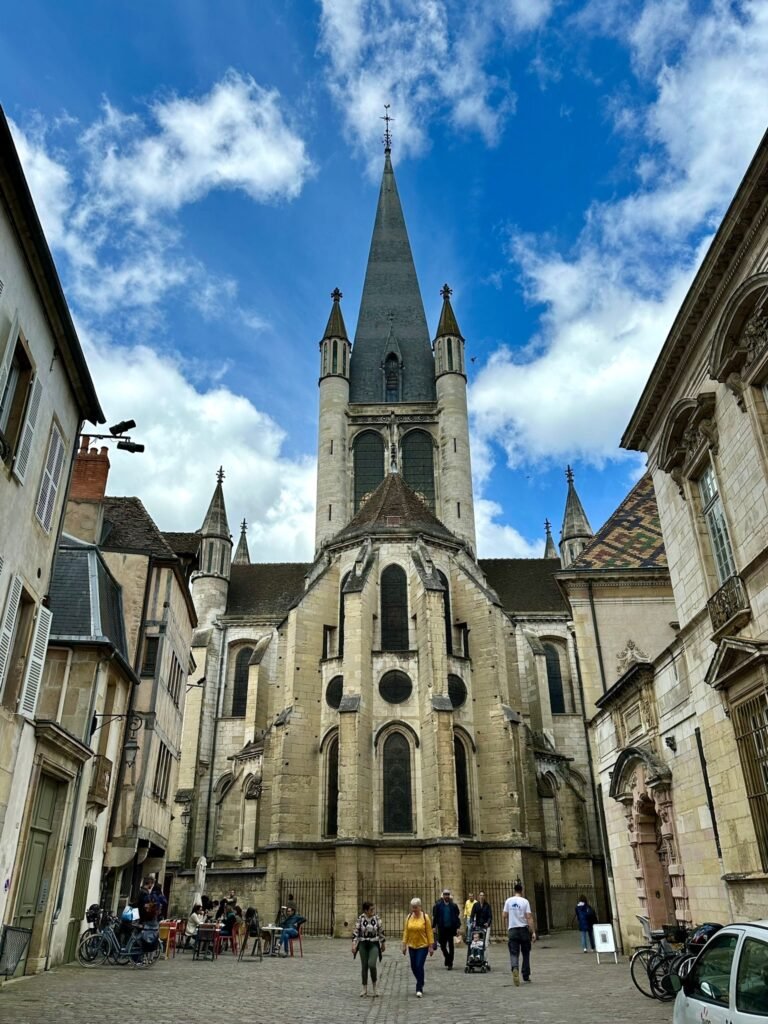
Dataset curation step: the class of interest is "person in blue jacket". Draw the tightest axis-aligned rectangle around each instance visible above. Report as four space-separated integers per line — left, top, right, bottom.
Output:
575 896 597 951
432 889 461 969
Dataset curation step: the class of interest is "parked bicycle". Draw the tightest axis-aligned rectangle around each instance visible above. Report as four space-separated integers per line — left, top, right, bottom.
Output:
630 920 722 1000
77 912 159 969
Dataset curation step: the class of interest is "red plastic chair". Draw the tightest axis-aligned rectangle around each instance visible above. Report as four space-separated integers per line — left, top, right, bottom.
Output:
288 924 303 958
215 926 240 957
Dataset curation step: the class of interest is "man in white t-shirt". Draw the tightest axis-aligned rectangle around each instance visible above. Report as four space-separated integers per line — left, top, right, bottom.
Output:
502 882 536 986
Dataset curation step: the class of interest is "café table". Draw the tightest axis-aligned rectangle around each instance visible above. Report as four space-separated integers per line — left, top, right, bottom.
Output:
261 925 283 956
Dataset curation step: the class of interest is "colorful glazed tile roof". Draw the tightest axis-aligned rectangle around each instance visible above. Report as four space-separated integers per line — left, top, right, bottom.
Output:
566 473 667 571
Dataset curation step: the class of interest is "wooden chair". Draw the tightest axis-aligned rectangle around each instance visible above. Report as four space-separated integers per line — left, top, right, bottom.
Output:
158 920 177 959
288 923 303 958
193 923 217 960
239 914 263 962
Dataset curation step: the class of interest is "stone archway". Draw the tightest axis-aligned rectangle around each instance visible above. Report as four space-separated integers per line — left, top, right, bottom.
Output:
610 746 689 928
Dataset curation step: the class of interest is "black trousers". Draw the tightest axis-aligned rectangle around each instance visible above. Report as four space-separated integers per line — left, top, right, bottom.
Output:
507 926 531 979
437 926 455 967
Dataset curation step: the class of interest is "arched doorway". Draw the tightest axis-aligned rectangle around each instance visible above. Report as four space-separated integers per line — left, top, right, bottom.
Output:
610 746 689 928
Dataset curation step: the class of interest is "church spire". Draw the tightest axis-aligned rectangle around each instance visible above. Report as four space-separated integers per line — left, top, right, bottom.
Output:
322 287 348 342
348 144 435 403
436 283 463 340
544 518 559 560
233 518 251 565
201 466 231 541
560 465 593 567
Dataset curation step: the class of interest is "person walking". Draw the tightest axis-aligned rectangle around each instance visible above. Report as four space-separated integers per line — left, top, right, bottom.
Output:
432 888 461 969
502 882 536 986
401 897 434 998
470 891 493 936
352 901 385 998
462 892 477 943
575 895 597 952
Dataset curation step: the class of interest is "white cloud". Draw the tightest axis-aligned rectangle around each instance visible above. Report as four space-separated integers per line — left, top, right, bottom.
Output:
318 0 550 161
82 330 317 561
475 497 543 558
471 0 768 470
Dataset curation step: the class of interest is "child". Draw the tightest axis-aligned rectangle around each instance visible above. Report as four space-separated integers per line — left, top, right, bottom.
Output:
469 930 485 958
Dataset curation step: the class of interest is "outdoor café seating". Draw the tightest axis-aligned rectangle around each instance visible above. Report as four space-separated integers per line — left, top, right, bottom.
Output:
192 923 217 960
158 920 178 958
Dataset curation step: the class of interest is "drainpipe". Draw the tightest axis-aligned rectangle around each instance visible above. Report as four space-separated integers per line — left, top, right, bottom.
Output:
694 726 735 923
587 581 607 694
203 621 226 857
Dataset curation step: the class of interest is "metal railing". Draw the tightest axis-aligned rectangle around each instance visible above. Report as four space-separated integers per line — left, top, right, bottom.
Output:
87 754 113 807
0 925 32 979
707 573 751 636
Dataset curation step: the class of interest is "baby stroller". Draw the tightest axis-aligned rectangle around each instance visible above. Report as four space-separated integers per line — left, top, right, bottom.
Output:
464 927 491 973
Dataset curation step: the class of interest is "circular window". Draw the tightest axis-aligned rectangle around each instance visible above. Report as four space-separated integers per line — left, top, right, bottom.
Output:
448 674 467 709
326 676 343 709
379 670 413 704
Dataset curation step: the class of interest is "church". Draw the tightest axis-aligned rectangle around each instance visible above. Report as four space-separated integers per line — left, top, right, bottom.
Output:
165 143 605 934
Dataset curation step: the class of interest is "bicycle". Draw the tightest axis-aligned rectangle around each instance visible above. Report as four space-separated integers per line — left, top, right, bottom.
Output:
630 924 688 1000
77 916 159 968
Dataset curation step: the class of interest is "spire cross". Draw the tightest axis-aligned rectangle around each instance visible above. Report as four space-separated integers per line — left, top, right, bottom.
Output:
240 518 247 534
440 283 453 300
566 465 574 484
331 287 342 302
381 104 394 152
217 466 225 484
545 518 552 534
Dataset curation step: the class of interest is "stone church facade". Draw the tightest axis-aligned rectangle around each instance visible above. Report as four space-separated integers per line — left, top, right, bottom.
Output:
165 147 605 932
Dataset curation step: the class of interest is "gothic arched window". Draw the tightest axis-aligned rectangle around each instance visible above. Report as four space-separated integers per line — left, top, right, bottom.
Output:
332 339 338 373
402 430 435 510
454 735 471 836
381 564 408 651
437 570 452 654
384 353 400 402
447 338 454 371
543 642 566 714
232 646 253 717
342 343 347 376
353 431 385 510
338 571 350 657
383 732 412 833
326 734 339 836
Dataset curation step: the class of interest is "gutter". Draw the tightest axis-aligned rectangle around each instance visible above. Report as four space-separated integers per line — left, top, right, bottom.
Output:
587 581 607 694
203 621 226 857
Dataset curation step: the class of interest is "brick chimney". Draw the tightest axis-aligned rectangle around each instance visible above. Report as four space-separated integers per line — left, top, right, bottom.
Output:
70 435 111 501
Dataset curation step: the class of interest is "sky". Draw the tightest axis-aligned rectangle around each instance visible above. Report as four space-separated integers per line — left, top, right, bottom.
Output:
1 0 767 562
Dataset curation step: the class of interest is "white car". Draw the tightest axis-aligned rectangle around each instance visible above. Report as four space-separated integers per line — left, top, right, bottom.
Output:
664 921 768 1022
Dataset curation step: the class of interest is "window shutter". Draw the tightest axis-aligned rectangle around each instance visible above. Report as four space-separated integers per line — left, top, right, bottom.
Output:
13 376 43 484
19 605 52 717
35 424 65 532
0 310 19 410
0 575 23 690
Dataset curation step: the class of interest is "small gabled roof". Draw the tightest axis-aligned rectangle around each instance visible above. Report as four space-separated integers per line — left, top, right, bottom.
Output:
162 531 202 558
564 473 667 572
100 497 178 559
226 563 309 618
333 473 455 545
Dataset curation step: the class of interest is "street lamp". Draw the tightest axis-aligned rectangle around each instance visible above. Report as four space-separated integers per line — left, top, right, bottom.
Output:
180 806 191 830
91 711 144 769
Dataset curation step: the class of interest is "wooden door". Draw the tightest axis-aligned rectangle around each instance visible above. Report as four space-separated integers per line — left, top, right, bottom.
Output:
13 775 61 973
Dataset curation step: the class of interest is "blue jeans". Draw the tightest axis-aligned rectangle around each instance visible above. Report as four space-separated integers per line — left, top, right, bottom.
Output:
408 946 428 992
281 927 298 951
580 928 595 950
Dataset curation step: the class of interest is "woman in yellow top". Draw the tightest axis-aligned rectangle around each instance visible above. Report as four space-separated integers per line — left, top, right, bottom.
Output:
463 893 476 943
401 897 434 998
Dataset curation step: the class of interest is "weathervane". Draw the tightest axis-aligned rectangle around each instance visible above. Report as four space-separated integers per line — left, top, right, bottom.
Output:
217 466 225 484
381 104 394 152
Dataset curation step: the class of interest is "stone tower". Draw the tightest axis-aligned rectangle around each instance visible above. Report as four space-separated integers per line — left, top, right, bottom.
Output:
191 467 233 629
315 289 351 550
560 466 593 567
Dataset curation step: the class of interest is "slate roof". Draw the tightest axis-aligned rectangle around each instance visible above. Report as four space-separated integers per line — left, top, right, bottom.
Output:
201 480 230 540
349 151 436 403
436 291 463 338
561 470 592 541
163 531 202 557
100 497 178 559
334 473 456 544
226 563 309 618
323 292 348 340
478 558 568 614
565 473 667 571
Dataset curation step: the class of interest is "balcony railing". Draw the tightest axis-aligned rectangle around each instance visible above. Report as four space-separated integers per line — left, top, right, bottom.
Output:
87 753 113 808
707 574 751 638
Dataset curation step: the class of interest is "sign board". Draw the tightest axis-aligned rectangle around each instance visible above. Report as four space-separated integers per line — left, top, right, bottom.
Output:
594 923 617 964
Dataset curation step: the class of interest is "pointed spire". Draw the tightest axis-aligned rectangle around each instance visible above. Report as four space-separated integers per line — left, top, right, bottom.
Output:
233 518 251 565
322 287 348 341
201 467 231 540
436 283 463 339
560 465 593 568
544 518 559 559
349 148 436 403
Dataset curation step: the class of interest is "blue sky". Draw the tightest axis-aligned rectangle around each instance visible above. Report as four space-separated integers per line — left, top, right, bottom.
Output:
1 1 767 560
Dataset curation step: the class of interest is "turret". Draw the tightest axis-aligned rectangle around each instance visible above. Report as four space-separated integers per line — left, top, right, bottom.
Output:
544 518 559 560
560 466 593 568
315 289 351 551
434 285 476 553
233 518 251 565
191 467 233 629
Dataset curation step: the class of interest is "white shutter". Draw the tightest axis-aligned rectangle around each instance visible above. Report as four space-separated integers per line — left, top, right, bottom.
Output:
12 375 43 484
35 424 65 533
0 310 18 413
19 604 52 718
0 574 23 691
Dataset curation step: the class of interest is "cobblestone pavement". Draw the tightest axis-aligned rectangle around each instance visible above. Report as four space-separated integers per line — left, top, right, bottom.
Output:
0 931 673 1023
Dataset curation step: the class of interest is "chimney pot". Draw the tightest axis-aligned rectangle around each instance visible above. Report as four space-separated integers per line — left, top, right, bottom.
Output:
70 443 111 501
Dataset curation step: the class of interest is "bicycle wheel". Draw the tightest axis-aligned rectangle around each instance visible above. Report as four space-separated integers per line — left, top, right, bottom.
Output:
675 953 696 979
649 953 677 1000
77 933 108 967
127 933 158 968
629 947 655 999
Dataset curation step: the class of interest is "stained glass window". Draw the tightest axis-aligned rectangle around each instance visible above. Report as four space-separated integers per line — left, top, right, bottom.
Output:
543 643 566 714
326 675 343 709
448 674 466 708
381 564 408 651
454 736 471 836
232 647 253 717
379 670 412 703
354 431 385 510
384 353 400 401
402 430 435 510
437 570 452 653
326 735 339 836
383 732 412 833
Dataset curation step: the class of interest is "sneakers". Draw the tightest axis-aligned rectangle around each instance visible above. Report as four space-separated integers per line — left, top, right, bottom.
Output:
416 991 423 998
512 967 520 986
583 948 589 953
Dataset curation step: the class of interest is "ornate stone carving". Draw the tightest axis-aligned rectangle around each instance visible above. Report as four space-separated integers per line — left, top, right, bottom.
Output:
245 777 262 800
616 639 650 676
725 371 746 411
743 307 768 367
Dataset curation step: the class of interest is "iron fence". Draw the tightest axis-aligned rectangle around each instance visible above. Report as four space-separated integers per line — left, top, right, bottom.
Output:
547 884 601 930
278 877 335 936
0 925 31 979
358 877 444 937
